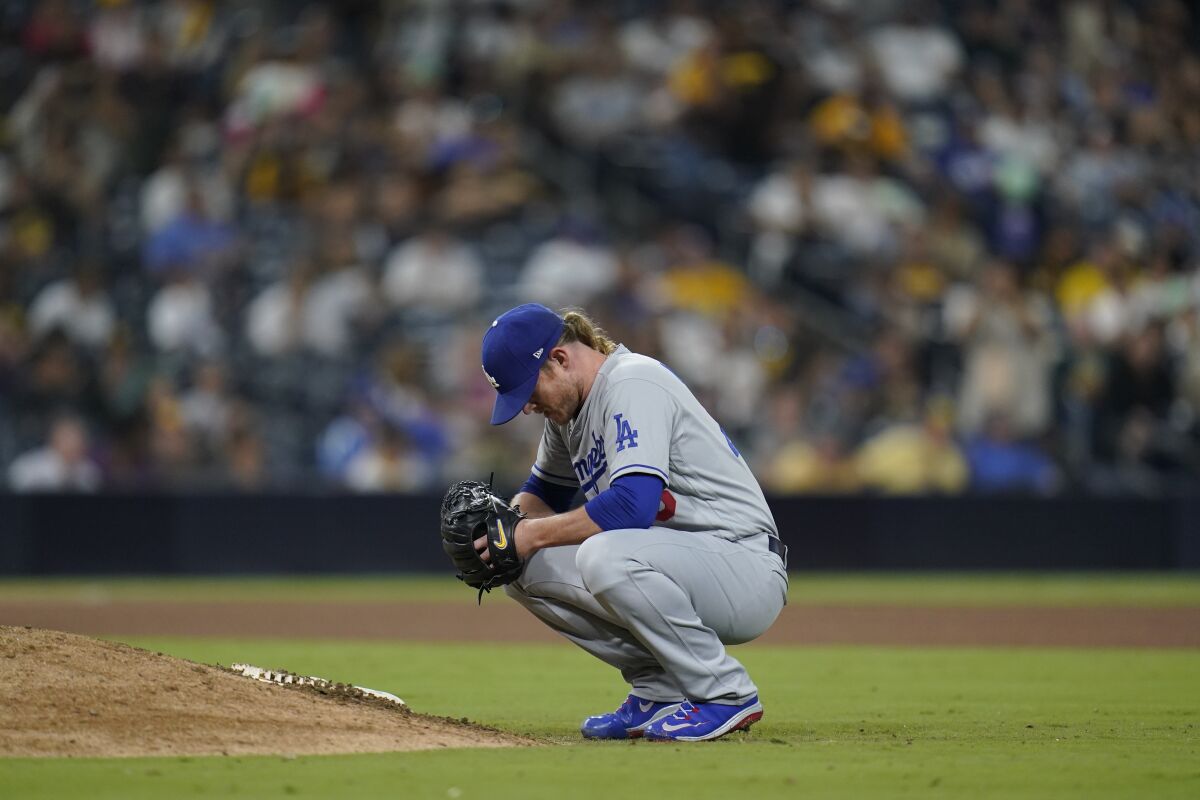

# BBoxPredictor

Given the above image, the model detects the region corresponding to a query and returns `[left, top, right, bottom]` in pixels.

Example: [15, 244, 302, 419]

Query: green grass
[2, 638, 1198, 799]
[1, 571, 1198, 606]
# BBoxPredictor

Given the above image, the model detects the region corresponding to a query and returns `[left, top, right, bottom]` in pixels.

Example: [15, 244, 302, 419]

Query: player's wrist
[515, 517, 539, 557]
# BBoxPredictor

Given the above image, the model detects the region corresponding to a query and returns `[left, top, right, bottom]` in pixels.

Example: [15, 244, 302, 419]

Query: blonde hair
[554, 309, 617, 356]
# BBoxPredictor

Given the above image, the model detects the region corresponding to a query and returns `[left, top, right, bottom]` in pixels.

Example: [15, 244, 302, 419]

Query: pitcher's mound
[0, 626, 531, 757]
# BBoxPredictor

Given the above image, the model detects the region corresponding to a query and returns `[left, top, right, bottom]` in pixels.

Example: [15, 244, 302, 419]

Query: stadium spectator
[550, 50, 646, 149]
[948, 261, 1055, 437]
[27, 263, 115, 350]
[964, 414, 1059, 494]
[317, 394, 378, 484]
[300, 233, 376, 358]
[180, 361, 232, 453]
[855, 399, 969, 495]
[370, 172, 422, 245]
[810, 153, 924, 258]
[223, 426, 267, 491]
[808, 81, 908, 164]
[923, 193, 986, 281]
[432, 120, 542, 227]
[382, 227, 483, 313]
[618, 6, 713, 77]
[768, 432, 861, 495]
[8, 414, 101, 492]
[143, 183, 239, 276]
[93, 327, 154, 429]
[140, 145, 235, 236]
[868, 9, 964, 104]
[747, 160, 811, 284]
[22, 0, 89, 64]
[1092, 323, 1187, 480]
[88, 0, 148, 74]
[0, 0, 1196, 497]
[345, 425, 434, 493]
[655, 223, 750, 318]
[10, 331, 90, 438]
[517, 219, 619, 310]
[146, 271, 223, 356]
[244, 263, 314, 358]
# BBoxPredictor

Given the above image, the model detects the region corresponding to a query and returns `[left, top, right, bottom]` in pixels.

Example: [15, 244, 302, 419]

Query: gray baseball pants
[504, 527, 788, 704]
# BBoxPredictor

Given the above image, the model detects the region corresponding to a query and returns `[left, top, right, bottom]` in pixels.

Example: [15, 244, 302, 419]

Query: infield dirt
[0, 626, 532, 758]
[2, 600, 1196, 647]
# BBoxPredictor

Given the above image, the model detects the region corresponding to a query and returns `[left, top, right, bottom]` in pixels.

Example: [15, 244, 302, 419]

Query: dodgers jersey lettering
[530, 346, 778, 541]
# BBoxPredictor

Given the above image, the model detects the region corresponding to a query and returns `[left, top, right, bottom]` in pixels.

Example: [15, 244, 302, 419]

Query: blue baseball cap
[482, 304, 565, 425]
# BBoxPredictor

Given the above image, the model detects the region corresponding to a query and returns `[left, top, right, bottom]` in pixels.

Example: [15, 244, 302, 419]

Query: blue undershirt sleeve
[583, 473, 664, 531]
[519, 473, 578, 514]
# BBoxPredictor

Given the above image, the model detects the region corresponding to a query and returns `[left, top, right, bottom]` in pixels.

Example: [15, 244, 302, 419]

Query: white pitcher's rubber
[229, 663, 406, 708]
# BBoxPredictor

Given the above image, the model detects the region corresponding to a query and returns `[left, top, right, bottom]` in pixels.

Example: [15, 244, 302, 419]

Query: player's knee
[575, 535, 606, 592]
[576, 534, 616, 593]
[576, 531, 636, 594]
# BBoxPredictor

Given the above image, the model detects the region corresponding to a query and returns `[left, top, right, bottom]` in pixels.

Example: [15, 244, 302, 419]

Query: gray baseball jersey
[530, 345, 778, 541]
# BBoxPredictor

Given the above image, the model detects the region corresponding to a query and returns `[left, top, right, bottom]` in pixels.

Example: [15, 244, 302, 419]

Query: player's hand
[476, 518, 531, 561]
[440, 480, 527, 598]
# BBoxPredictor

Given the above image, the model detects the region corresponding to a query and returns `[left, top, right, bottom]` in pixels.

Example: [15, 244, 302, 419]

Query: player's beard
[540, 378, 582, 425]
[542, 395, 576, 425]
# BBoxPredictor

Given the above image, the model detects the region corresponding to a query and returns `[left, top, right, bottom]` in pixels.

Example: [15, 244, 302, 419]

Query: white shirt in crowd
[382, 236, 483, 312]
[551, 72, 644, 146]
[618, 14, 713, 75]
[245, 282, 302, 357]
[147, 279, 223, 355]
[141, 164, 234, 234]
[518, 237, 619, 310]
[88, 4, 146, 72]
[302, 266, 373, 358]
[245, 266, 373, 358]
[811, 173, 925, 256]
[28, 280, 115, 349]
[869, 23, 963, 103]
[180, 388, 230, 445]
[749, 171, 806, 233]
[7, 446, 101, 492]
[344, 447, 434, 492]
[980, 112, 1061, 176]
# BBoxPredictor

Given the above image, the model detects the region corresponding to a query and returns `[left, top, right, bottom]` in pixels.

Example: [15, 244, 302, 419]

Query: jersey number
[613, 413, 639, 452]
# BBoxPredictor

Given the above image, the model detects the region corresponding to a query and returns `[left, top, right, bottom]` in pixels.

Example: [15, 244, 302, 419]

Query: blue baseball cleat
[642, 695, 764, 742]
[580, 694, 684, 740]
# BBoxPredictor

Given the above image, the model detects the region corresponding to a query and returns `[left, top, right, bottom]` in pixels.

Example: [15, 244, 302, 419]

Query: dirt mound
[0, 626, 531, 758]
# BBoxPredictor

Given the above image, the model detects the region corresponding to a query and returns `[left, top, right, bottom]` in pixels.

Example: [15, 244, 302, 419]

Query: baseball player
[479, 303, 787, 742]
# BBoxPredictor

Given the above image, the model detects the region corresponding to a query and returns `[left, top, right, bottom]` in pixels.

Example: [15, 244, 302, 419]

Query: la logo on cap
[482, 366, 500, 389]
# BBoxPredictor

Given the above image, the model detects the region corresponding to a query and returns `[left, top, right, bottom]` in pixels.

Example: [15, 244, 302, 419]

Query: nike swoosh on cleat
[638, 701, 654, 713]
[660, 721, 695, 732]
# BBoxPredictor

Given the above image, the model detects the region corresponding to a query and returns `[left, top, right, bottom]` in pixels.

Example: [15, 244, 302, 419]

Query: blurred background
[0, 0, 1198, 509]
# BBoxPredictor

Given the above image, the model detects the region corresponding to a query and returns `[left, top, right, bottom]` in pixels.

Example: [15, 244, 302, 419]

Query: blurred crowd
[1, 0, 1198, 496]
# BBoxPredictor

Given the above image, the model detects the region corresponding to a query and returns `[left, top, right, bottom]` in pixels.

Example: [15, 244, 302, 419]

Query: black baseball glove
[440, 479, 526, 601]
